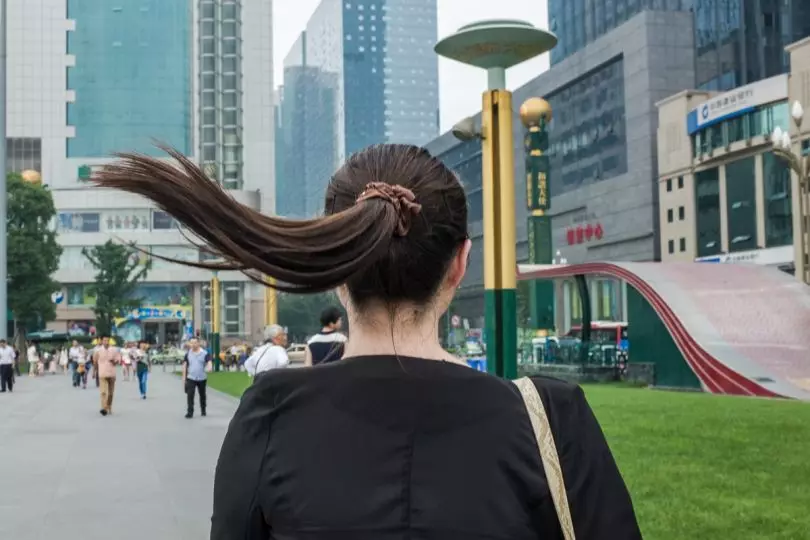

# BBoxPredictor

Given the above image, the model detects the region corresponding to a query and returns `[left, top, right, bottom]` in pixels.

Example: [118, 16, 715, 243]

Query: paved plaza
[0, 368, 239, 540]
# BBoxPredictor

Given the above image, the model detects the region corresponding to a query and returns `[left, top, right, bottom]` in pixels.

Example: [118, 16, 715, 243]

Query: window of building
[678, 206, 685, 220]
[677, 176, 684, 189]
[57, 212, 101, 233]
[695, 167, 721, 257]
[152, 211, 176, 230]
[667, 208, 674, 223]
[725, 156, 757, 252]
[131, 283, 192, 307]
[679, 238, 686, 252]
[762, 151, 793, 247]
[666, 178, 672, 192]
[6, 138, 43, 174]
[67, 284, 96, 306]
[692, 102, 789, 159]
[668, 239, 675, 254]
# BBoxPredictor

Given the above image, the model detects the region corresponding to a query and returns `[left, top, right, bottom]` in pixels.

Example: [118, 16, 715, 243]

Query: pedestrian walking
[92, 335, 121, 416]
[134, 341, 151, 399]
[68, 340, 86, 388]
[244, 325, 289, 377]
[27, 342, 39, 377]
[96, 144, 641, 539]
[121, 341, 134, 382]
[181, 337, 212, 419]
[13, 346, 20, 377]
[58, 347, 68, 374]
[304, 306, 348, 366]
[0, 339, 15, 393]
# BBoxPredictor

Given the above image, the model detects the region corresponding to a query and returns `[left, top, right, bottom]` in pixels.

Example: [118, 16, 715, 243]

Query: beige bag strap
[513, 377, 576, 540]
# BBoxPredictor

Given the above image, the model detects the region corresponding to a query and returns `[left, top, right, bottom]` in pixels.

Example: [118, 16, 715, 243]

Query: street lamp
[771, 100, 810, 285]
[520, 97, 555, 335]
[435, 20, 557, 379]
[210, 272, 221, 371]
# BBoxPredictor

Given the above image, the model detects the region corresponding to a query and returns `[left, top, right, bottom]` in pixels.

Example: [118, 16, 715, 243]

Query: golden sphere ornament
[519, 97, 552, 127]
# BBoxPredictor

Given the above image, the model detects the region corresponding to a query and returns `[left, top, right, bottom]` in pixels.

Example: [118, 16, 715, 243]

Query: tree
[83, 240, 152, 336]
[7, 173, 62, 337]
[278, 291, 343, 342]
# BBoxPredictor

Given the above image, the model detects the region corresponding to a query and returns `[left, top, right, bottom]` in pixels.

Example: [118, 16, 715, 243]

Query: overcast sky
[273, 0, 551, 133]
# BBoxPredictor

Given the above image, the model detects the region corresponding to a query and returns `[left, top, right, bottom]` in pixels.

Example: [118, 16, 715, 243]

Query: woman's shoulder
[520, 375, 588, 411]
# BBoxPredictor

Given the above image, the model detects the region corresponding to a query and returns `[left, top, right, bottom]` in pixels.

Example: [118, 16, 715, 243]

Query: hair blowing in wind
[92, 143, 469, 304]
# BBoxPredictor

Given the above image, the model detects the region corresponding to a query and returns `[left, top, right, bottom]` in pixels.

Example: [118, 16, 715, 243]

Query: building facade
[425, 10, 696, 333]
[550, 1, 810, 93]
[657, 38, 810, 276]
[8, 0, 275, 344]
[275, 0, 439, 217]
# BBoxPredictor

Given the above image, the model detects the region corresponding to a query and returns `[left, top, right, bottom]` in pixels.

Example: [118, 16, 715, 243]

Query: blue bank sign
[686, 74, 788, 135]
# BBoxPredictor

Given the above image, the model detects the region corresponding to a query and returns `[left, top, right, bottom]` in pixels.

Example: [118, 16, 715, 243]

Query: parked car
[287, 343, 307, 363]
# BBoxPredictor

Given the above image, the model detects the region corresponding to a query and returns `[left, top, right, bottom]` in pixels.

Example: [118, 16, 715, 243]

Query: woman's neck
[342, 305, 457, 362]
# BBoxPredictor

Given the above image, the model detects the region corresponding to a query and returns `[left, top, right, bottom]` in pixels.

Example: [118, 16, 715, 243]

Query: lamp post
[435, 20, 557, 379]
[771, 100, 810, 285]
[520, 98, 555, 334]
[210, 272, 221, 371]
[264, 278, 277, 327]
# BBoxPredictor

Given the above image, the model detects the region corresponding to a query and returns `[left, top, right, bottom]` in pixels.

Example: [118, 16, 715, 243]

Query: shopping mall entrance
[143, 321, 182, 346]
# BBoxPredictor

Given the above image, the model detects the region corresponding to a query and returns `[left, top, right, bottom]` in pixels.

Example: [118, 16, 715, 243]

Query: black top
[211, 356, 641, 540]
[306, 331, 347, 365]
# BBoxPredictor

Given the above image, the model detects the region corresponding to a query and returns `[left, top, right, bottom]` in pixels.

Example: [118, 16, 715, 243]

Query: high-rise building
[66, 1, 192, 158]
[425, 10, 695, 331]
[549, 1, 810, 92]
[276, 0, 439, 217]
[9, 0, 275, 343]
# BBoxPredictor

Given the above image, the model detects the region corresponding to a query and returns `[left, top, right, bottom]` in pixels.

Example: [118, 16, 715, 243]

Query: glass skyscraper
[276, 0, 439, 217]
[66, 0, 192, 158]
[549, 0, 810, 91]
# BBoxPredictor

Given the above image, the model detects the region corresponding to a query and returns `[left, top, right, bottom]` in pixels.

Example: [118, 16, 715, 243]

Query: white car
[287, 343, 307, 363]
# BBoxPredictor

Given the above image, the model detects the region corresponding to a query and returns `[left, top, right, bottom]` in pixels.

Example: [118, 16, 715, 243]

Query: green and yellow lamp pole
[210, 272, 221, 371]
[520, 98, 555, 333]
[435, 20, 557, 379]
[265, 278, 278, 326]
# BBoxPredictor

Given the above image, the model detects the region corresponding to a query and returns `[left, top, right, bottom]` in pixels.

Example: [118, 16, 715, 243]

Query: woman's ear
[446, 239, 472, 290]
[336, 285, 350, 309]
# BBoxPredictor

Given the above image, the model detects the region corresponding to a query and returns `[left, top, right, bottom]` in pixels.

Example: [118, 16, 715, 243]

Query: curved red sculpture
[518, 262, 810, 400]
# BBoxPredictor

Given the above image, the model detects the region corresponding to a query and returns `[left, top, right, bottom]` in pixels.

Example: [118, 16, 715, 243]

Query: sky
[273, 0, 551, 133]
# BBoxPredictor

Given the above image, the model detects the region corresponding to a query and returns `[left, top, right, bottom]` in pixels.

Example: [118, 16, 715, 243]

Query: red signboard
[566, 223, 604, 245]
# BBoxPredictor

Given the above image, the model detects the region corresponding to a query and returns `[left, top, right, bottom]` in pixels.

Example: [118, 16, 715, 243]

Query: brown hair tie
[356, 182, 423, 237]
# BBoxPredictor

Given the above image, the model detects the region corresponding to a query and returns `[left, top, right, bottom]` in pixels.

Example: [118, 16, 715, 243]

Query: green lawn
[206, 372, 810, 540]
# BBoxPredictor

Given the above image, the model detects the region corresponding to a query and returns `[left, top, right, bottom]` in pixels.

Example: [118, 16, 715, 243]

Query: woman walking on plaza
[134, 340, 151, 399]
[27, 342, 39, 377]
[94, 144, 641, 539]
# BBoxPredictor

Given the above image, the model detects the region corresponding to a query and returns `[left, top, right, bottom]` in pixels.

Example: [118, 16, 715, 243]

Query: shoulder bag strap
[513, 377, 576, 540]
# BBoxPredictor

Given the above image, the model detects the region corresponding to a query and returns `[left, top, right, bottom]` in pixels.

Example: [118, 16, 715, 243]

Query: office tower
[277, 0, 439, 217]
[549, 1, 810, 92]
[9, 0, 274, 342]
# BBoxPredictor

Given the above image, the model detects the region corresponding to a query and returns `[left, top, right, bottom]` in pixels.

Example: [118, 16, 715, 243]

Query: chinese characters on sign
[566, 223, 604, 245]
[706, 88, 754, 115]
[525, 129, 550, 211]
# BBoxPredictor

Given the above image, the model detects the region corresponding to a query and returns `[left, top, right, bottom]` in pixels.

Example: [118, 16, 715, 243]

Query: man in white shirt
[245, 325, 289, 377]
[0, 339, 17, 392]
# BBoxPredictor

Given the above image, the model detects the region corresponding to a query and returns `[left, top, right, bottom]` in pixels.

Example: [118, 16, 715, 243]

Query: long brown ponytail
[92, 144, 468, 303]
